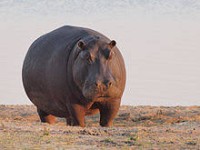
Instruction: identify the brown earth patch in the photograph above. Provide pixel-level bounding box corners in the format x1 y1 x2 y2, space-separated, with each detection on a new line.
0 105 200 149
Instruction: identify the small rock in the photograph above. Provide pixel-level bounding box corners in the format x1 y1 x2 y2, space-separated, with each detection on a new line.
186 141 197 145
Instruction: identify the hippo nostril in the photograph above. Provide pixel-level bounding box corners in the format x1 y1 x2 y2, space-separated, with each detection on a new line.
104 80 112 88
108 81 112 87
95 81 101 87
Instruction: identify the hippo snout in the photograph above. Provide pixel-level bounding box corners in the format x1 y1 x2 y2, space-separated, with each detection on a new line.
82 78 118 101
95 79 113 89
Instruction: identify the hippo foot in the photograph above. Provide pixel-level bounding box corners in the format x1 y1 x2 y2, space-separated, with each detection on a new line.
98 100 121 127
66 117 85 127
100 120 113 127
37 108 56 124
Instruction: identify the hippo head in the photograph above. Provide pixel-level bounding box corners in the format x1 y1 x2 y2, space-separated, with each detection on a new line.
71 36 125 102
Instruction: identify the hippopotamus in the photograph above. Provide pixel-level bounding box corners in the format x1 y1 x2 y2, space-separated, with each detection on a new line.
22 25 126 127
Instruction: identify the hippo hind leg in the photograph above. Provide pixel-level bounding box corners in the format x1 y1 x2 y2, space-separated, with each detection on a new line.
37 108 56 124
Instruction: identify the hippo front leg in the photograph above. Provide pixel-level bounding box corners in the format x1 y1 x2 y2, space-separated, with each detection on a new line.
37 108 56 124
99 99 121 127
66 103 86 127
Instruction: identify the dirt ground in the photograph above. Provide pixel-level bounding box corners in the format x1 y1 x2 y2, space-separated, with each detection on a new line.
0 105 200 149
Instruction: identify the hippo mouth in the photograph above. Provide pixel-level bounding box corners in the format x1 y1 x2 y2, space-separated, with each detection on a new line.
97 95 110 98
83 93 111 101
87 95 111 102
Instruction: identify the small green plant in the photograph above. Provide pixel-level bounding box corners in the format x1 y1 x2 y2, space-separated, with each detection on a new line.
42 127 50 136
128 133 139 142
101 137 117 146
128 136 136 141
0 122 5 129
104 138 113 143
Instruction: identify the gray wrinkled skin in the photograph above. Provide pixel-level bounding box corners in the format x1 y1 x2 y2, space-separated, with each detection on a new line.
22 26 126 127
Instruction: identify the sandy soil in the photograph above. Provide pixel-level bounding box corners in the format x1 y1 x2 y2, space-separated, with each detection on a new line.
0 105 200 149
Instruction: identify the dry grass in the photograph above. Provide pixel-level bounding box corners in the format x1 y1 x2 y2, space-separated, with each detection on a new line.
0 105 200 149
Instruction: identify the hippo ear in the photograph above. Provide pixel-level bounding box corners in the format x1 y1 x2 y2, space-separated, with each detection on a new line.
78 40 85 50
109 40 116 49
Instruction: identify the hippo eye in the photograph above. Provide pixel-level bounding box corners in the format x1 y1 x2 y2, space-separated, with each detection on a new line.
108 51 113 60
85 52 92 64
104 50 113 60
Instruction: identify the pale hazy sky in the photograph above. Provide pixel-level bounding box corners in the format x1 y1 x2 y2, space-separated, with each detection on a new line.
0 1 200 105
